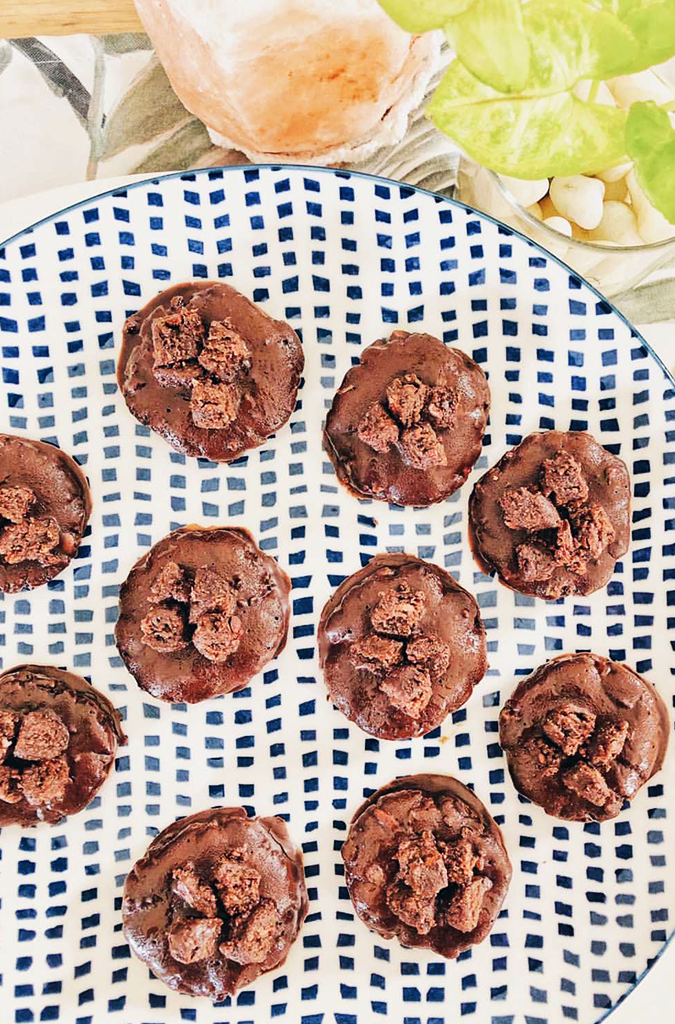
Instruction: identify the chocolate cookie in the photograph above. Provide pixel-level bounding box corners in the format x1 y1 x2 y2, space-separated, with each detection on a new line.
0 664 125 827
499 653 670 822
118 281 304 461
342 774 511 958
324 331 490 506
115 526 290 703
123 807 308 999
469 430 630 599
0 433 92 592
318 553 487 740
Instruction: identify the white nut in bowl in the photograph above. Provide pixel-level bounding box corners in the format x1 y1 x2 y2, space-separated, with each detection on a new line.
498 175 549 207
638 209 675 244
626 170 675 243
588 201 643 245
543 216 573 238
608 70 674 108
549 175 605 229
596 161 633 184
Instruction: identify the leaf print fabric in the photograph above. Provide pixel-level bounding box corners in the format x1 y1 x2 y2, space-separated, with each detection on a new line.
0 31 458 203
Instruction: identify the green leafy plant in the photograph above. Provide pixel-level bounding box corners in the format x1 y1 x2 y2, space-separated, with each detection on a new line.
626 101 675 223
378 0 675 224
380 0 530 91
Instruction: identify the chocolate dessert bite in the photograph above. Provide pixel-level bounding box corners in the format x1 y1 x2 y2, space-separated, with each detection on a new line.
318 553 487 740
122 807 308 999
0 664 125 827
499 653 670 822
324 331 490 506
115 526 290 703
342 774 511 957
469 430 631 599
118 281 304 461
0 434 92 592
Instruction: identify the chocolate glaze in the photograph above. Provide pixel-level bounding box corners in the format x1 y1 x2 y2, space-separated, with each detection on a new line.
123 807 308 1000
318 553 487 739
0 664 125 826
118 281 304 461
324 331 490 506
342 774 511 957
115 526 290 703
499 653 670 822
469 430 630 599
0 434 92 592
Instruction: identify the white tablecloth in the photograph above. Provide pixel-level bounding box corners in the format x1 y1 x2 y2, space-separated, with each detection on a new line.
0 177 672 1024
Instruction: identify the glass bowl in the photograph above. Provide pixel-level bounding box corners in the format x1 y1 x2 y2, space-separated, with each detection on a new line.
456 159 675 298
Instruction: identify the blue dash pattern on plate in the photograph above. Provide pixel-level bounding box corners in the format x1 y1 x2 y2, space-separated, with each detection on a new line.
0 165 672 1024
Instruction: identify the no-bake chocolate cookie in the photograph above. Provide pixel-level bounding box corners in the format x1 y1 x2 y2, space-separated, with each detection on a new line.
469 430 630 599
499 653 669 822
324 331 490 506
0 433 92 592
319 553 487 740
342 774 511 957
115 526 290 703
123 807 308 1000
118 281 304 461
0 664 125 826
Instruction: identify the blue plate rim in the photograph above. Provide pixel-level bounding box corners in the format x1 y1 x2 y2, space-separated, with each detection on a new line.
0 161 672 1023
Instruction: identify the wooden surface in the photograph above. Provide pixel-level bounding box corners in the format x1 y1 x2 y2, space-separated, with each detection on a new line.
1 0 143 37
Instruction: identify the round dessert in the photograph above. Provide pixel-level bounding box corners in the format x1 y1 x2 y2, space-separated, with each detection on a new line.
342 774 511 958
318 553 487 740
469 430 631 599
118 281 304 461
115 525 291 704
0 664 125 827
499 652 670 822
0 433 92 592
324 330 490 506
123 807 308 1000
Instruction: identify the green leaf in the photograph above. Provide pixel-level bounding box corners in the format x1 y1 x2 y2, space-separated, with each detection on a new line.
101 33 153 56
428 57 627 177
11 38 91 126
523 0 638 87
378 0 530 92
376 0 473 32
588 0 675 72
626 101 675 225
100 56 190 160
427 0 636 178
131 118 214 175
444 0 530 93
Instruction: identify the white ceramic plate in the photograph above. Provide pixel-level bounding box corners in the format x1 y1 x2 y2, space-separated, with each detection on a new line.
0 165 673 1024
